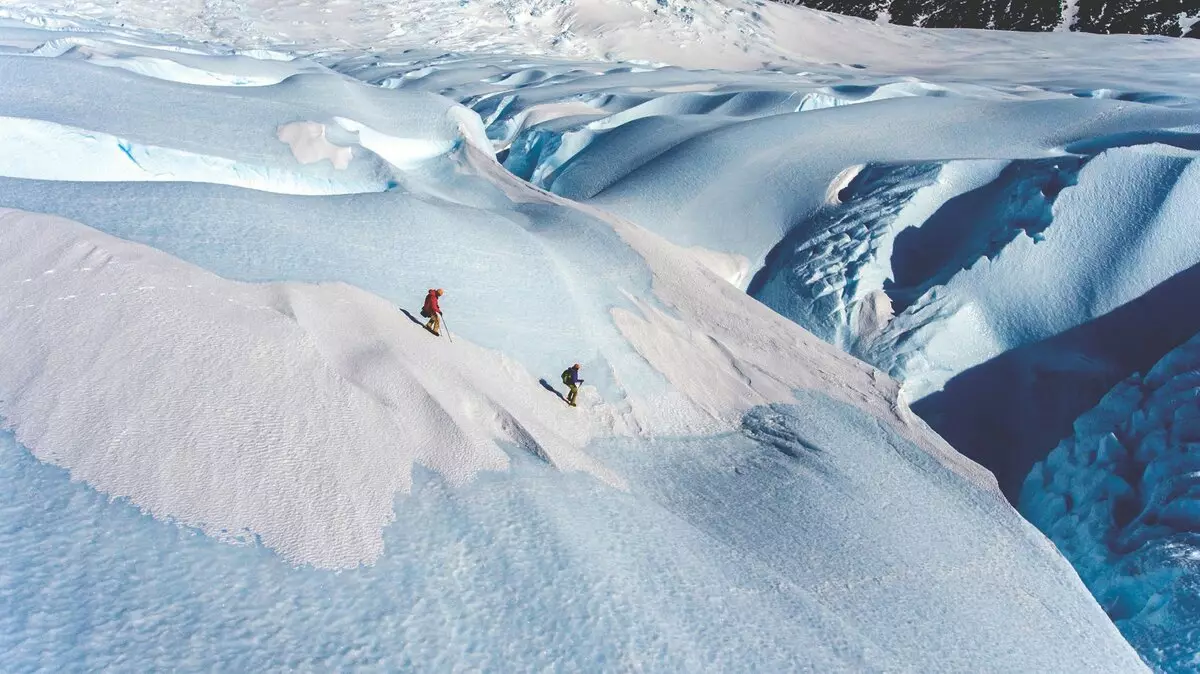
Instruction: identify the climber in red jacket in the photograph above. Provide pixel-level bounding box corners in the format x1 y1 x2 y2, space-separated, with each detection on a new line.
421 288 444 336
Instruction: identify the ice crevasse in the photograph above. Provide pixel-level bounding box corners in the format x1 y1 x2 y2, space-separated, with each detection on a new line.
1022 332 1200 672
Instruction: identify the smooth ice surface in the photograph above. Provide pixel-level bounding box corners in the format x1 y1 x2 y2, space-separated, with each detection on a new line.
0 7 1181 671
1022 333 1200 672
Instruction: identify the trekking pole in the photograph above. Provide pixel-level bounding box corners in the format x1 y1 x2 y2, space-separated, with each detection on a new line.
442 317 453 343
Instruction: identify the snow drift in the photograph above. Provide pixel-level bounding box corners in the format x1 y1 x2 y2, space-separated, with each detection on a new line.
0 207 623 568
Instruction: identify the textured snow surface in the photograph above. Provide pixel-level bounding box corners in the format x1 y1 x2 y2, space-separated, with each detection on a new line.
0 9 1179 671
0 23 1004 568
1021 333 1200 672
1 391 1146 671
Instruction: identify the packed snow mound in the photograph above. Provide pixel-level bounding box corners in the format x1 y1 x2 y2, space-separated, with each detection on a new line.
1021 331 1200 672
0 51 494 195
0 208 624 568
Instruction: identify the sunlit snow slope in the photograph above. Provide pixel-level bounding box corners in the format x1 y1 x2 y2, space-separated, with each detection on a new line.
363 24 1200 669
0 7 1181 672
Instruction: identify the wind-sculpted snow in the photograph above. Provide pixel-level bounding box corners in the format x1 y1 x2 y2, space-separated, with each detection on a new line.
420 41 1200 512
0 15 1176 672
0 207 626 568
317 39 1200 669
372 52 1200 268
754 140 1200 498
1021 333 1200 671
0 390 1148 671
0 52 489 195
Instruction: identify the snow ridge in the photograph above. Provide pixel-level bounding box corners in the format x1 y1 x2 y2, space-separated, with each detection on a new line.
0 208 621 568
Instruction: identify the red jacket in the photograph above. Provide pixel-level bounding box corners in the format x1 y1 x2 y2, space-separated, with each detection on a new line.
423 289 441 315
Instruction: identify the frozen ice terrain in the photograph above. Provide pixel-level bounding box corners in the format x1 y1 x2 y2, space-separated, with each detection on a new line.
0 3 1194 671
1022 333 1200 672
359 54 1200 670
387 39 1200 504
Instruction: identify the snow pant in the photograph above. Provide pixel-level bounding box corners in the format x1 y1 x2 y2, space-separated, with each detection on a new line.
567 383 579 405
425 312 441 334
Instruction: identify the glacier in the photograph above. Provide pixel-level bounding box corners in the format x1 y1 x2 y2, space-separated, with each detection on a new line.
1022 334 1200 672
0 3 1196 671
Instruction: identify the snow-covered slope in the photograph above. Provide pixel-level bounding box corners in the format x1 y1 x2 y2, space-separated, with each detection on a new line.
340 15 1200 665
1022 332 1200 672
363 43 1200 503
0 17 1154 671
315 14 1200 668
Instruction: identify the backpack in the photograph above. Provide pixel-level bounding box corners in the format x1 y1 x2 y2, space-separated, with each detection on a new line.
561 369 573 386
420 306 431 318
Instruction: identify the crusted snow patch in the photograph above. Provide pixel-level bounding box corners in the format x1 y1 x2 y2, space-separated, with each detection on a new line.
277 121 353 169
0 208 621 568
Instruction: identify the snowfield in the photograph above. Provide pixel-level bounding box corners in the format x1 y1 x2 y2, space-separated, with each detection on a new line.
0 3 1196 671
